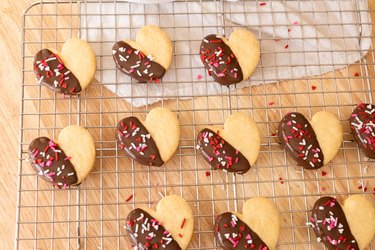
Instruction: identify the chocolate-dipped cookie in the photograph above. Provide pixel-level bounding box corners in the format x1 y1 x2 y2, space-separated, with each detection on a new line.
215 212 268 249
215 197 280 250
308 195 375 250
33 39 96 95
112 25 172 83
116 108 179 166
125 195 194 250
28 125 96 188
278 111 342 170
196 113 260 174
350 103 375 158
199 29 260 86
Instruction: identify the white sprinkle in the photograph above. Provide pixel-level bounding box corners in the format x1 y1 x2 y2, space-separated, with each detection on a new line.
318 206 324 210
62 165 65 170
136 70 142 77
38 76 44 84
53 80 59 87
118 47 125 52
119 55 127 62
203 39 209 43
112 50 117 55
317 237 321 242
136 213 144 221
306 222 315 228
67 172 75 176
56 171 62 176
131 64 141 69
45 57 56 62
309 162 315 167
291 114 296 117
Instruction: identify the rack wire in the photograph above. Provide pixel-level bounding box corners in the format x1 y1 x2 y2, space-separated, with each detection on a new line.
16 0 375 249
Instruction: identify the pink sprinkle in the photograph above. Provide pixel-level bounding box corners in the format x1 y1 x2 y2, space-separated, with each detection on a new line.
64 156 71 161
213 62 219 67
197 74 203 80
321 186 326 192
208 156 213 162
274 38 281 42
228 237 237 246
217 73 225 77
234 72 238 78
145 236 152 240
46 160 53 167
33 150 39 158
163 230 169 235
151 219 158 223
231 221 236 227
287 121 292 126
246 234 252 240
63 183 68 189
293 21 299 25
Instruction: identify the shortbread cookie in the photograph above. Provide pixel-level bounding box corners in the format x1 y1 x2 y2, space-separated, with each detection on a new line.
215 197 280 249
309 195 375 250
126 195 194 250
34 38 96 95
278 111 342 170
116 107 180 166
196 112 260 174
350 103 375 158
199 29 260 85
28 125 96 188
112 25 172 83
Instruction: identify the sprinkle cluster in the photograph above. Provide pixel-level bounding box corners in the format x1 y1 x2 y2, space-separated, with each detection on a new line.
309 197 358 250
279 112 324 169
199 34 243 85
34 49 81 95
112 41 165 83
197 129 250 173
215 212 268 249
350 103 375 157
126 209 181 250
116 117 163 166
29 137 77 188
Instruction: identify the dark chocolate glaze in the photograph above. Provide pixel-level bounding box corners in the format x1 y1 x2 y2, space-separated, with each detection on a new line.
199 34 243 86
126 208 181 250
350 103 375 159
34 49 81 95
215 212 268 250
28 137 78 188
112 41 166 83
196 128 250 174
116 117 164 166
310 197 359 250
278 112 324 170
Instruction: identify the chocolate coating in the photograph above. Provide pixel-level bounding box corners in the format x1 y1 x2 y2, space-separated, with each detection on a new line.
34 49 81 95
215 212 268 250
196 128 250 174
199 34 243 86
112 41 166 83
116 117 164 166
126 208 181 250
350 103 375 159
310 197 358 250
28 137 77 188
278 112 324 170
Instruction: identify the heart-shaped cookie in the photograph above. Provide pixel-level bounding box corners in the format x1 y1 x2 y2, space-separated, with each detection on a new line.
126 195 194 250
28 125 96 188
350 103 375 158
112 25 172 83
309 195 375 250
278 111 343 170
199 29 260 86
116 107 180 166
196 112 260 174
33 38 96 95
215 197 280 249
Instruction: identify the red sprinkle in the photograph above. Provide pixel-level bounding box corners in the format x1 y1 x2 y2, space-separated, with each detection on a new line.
268 101 275 106
205 171 211 177
311 85 317 90
358 185 368 192
284 44 289 49
321 171 327 176
259 2 266 6
125 194 133 202
278 177 284 184
271 133 276 136
288 28 291 32
180 218 186 229
178 233 183 238
354 72 360 77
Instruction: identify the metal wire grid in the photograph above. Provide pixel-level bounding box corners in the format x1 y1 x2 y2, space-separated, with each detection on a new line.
15 0 375 249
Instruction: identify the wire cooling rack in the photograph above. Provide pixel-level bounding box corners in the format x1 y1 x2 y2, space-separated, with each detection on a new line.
16 0 375 249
